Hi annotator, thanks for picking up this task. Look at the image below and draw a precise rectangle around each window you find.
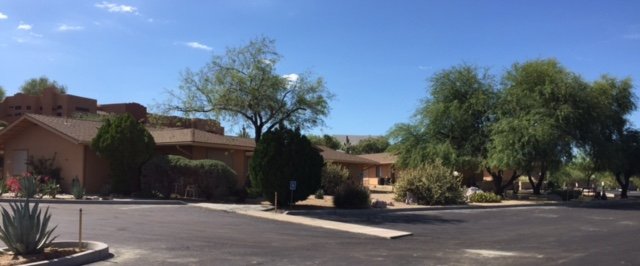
[376,166,382,177]
[14,106,21,110]
[57,105,63,110]
[26,106,31,110]
[56,112,62,116]
[11,150,28,176]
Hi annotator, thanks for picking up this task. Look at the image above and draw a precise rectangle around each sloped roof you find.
[0,114,254,150]
[358,152,397,165]
[148,127,254,150]
[316,146,377,165]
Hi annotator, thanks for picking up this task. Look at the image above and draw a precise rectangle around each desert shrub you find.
[468,192,502,203]
[249,126,323,206]
[71,177,85,199]
[550,189,582,201]
[0,199,58,255]
[19,174,38,199]
[333,184,371,209]
[188,159,237,200]
[6,177,20,195]
[26,154,62,183]
[141,155,237,200]
[394,160,464,205]
[40,179,61,199]
[321,162,350,195]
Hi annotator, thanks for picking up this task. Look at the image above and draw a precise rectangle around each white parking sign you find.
[289,180,297,191]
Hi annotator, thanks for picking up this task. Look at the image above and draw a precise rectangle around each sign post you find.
[289,180,297,206]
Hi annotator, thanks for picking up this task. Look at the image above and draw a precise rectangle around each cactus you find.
[0,199,58,255]
[71,177,85,199]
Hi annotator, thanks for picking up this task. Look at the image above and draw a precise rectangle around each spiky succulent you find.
[0,199,58,255]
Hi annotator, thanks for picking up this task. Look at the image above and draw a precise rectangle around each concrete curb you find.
[7,241,110,266]
[191,203,412,239]
[242,210,412,239]
[0,198,187,205]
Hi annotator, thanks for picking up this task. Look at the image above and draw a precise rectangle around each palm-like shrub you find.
[0,199,58,255]
[19,174,38,199]
[71,177,85,199]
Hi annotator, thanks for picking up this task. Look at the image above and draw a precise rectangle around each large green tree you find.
[350,136,390,155]
[167,37,333,142]
[91,114,156,195]
[389,64,497,186]
[0,85,6,101]
[307,134,342,150]
[249,126,324,206]
[20,76,67,95]
[488,59,590,194]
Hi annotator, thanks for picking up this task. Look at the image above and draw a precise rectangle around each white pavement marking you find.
[464,249,544,258]
[119,205,180,210]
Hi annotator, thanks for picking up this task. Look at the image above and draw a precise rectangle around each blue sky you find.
[1,1,639,136]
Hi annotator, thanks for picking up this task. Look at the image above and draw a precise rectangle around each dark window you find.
[14,106,21,110]
[56,112,62,116]
[57,105,63,110]
[26,106,31,110]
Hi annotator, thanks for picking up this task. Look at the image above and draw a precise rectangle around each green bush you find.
[71,177,85,199]
[550,189,582,201]
[40,179,61,199]
[315,189,324,199]
[394,160,464,205]
[468,192,502,203]
[141,155,237,200]
[19,174,38,199]
[321,163,350,195]
[249,127,324,206]
[333,184,371,209]
[0,199,58,255]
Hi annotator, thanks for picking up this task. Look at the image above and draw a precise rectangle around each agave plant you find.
[19,174,38,199]
[0,199,58,255]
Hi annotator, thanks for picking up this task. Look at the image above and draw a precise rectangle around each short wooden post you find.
[274,192,278,213]
[79,208,83,250]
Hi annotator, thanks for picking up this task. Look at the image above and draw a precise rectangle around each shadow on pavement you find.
[294,212,465,226]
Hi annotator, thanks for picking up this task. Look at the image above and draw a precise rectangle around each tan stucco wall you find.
[82,146,110,193]
[3,124,84,192]
[156,145,249,188]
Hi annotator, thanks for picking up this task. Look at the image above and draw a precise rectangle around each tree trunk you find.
[615,173,630,199]
[487,168,503,196]
[527,174,537,194]
[533,171,545,195]
[500,170,519,194]
[253,124,263,143]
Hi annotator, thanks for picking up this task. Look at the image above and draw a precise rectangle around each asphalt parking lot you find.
[1,201,638,265]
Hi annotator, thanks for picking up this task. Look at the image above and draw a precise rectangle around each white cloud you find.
[283,73,299,83]
[623,33,640,40]
[57,24,84,32]
[185,42,212,51]
[17,22,32,30]
[95,2,139,14]
[0,12,8,20]
[418,65,433,71]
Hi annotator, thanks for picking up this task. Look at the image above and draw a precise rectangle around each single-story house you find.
[0,114,254,193]
[316,146,377,183]
[359,152,397,187]
[0,114,377,194]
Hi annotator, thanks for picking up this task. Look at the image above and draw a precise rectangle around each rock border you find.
[12,241,110,266]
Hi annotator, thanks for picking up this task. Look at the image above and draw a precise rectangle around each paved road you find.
[2,202,638,265]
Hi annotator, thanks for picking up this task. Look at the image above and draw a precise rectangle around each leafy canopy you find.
[307,134,342,150]
[166,37,333,142]
[20,76,67,95]
[249,126,324,206]
[91,114,156,194]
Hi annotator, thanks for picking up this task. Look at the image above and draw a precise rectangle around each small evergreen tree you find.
[249,126,323,206]
[91,114,155,195]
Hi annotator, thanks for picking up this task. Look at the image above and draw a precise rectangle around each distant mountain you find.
[332,134,381,146]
